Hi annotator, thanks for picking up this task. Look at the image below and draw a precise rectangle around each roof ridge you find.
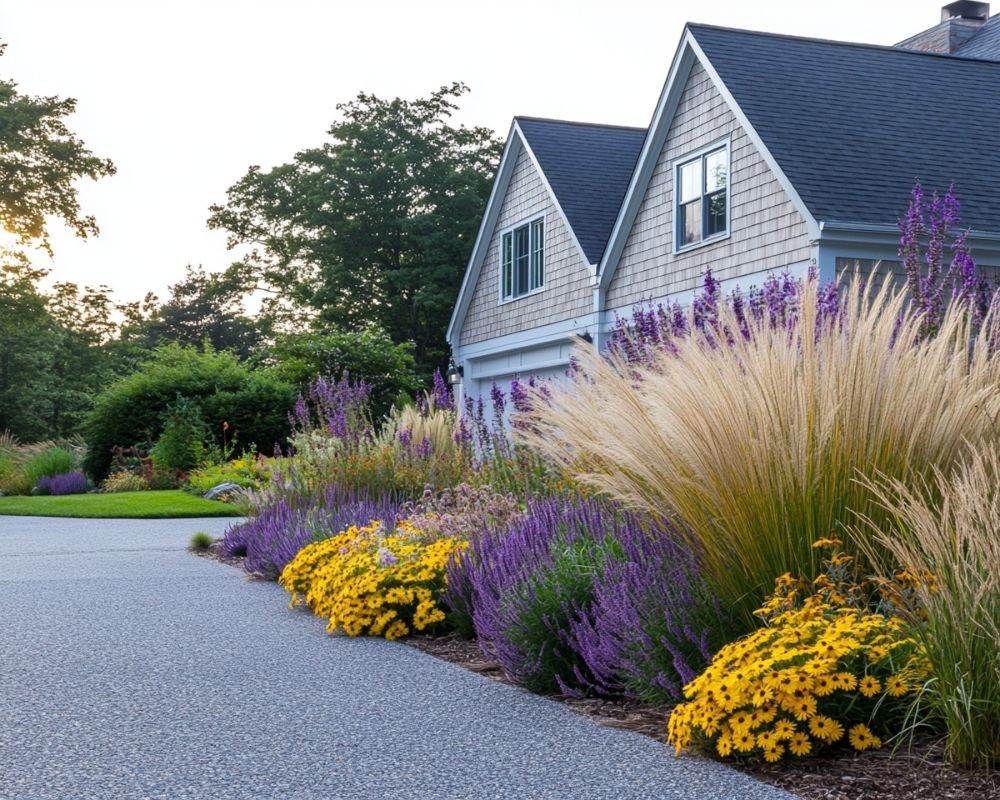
[687,21,1000,64]
[516,115,647,133]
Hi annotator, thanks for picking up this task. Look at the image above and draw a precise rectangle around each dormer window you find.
[501,216,544,300]
[675,142,729,249]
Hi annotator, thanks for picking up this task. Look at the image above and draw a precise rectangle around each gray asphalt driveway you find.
[0,516,794,800]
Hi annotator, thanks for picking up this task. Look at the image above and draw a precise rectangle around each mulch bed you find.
[405,633,999,800]
[200,550,997,799]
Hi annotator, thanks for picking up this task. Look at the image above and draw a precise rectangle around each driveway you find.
[0,516,794,800]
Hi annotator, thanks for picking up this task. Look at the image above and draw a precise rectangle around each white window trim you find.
[673,137,731,254]
[498,211,547,305]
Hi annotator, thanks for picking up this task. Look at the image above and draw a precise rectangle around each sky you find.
[1,0,943,305]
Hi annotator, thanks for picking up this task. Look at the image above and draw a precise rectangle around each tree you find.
[0,255,60,439]
[0,42,116,254]
[265,325,420,422]
[135,264,263,358]
[0,256,121,440]
[208,83,501,375]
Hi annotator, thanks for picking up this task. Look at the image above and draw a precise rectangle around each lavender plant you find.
[898,181,992,334]
[450,496,727,698]
[35,470,91,496]
[221,486,401,579]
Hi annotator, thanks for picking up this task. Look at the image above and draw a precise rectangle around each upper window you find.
[676,144,729,249]
[501,217,544,300]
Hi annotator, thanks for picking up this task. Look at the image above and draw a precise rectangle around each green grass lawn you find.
[0,490,242,519]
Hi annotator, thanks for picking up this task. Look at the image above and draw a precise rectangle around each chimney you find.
[896,2,990,53]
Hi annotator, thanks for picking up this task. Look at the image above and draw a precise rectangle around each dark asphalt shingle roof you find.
[954,15,1000,58]
[516,117,646,263]
[688,24,1000,233]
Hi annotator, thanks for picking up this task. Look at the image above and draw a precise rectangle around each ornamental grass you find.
[518,273,1000,629]
[856,446,1000,769]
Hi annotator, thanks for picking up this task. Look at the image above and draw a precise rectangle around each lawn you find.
[0,490,242,519]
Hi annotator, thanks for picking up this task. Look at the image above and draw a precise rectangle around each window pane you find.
[531,219,544,290]
[502,233,512,298]
[705,148,728,193]
[679,160,702,204]
[514,225,530,296]
[706,190,727,236]
[681,200,702,245]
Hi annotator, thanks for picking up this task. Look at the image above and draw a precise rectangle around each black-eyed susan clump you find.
[279,519,467,640]
[667,541,928,762]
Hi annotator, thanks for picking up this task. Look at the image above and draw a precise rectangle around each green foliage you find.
[150,396,208,472]
[184,454,270,495]
[189,531,214,550]
[83,344,295,480]
[21,446,76,492]
[131,264,263,359]
[208,83,502,375]
[267,326,419,422]
[0,42,116,253]
[0,256,119,441]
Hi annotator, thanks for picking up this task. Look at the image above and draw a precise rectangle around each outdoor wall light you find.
[446,359,464,385]
[579,330,593,344]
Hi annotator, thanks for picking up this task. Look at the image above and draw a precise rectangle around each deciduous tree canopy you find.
[0,42,116,253]
[208,82,502,376]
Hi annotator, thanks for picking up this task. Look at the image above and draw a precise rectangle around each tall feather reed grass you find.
[518,273,1000,628]
[855,448,1000,768]
[377,400,459,458]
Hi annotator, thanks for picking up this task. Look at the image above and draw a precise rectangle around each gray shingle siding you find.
[459,146,593,346]
[606,61,812,308]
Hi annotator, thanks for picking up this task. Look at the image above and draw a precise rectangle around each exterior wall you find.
[459,145,594,346]
[606,61,812,309]
[835,256,1000,287]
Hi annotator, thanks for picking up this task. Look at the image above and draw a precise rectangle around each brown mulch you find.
[190,541,248,571]
[405,633,999,800]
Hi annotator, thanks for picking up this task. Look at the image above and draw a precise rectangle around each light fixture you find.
[579,330,593,344]
[446,359,464,385]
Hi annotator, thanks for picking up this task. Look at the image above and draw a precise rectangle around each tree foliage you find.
[0,254,117,439]
[208,82,501,374]
[265,325,420,422]
[0,42,116,253]
[134,264,263,358]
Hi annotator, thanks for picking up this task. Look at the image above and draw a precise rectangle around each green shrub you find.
[23,447,76,492]
[265,326,420,422]
[150,396,208,472]
[83,344,295,480]
[0,452,25,495]
[184,454,270,495]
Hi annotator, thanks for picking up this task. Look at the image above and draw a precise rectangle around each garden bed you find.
[404,633,999,800]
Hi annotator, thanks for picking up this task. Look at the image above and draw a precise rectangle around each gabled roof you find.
[688,24,1000,232]
[954,15,1000,57]
[516,117,646,264]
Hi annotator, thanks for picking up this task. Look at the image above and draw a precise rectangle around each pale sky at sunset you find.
[2,1,944,304]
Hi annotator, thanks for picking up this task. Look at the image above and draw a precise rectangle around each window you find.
[676,144,728,249]
[501,217,544,300]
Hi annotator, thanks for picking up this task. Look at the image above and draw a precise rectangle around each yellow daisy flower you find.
[848,724,882,751]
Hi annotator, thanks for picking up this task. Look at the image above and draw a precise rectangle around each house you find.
[446,1,1000,403]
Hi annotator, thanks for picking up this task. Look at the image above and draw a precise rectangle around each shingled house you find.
[446,2,1000,402]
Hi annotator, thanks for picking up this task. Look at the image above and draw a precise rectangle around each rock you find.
[203,482,245,501]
